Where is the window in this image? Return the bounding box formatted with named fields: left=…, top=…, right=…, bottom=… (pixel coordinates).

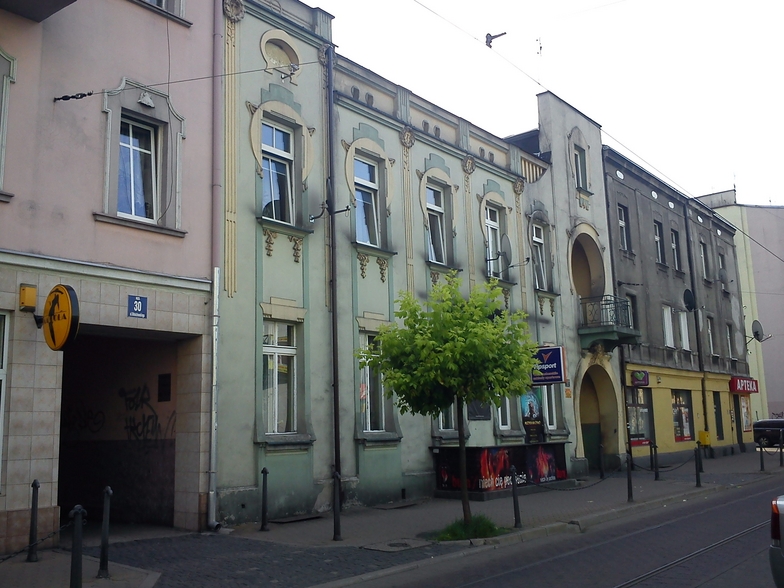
left=485, top=206, right=502, bottom=278
left=540, top=385, right=559, bottom=430
left=574, top=145, right=587, bottom=190
left=726, top=324, right=734, bottom=359
left=707, top=316, right=715, bottom=355
left=498, top=396, right=511, bottom=430
left=261, top=122, right=294, bottom=224
left=139, top=0, right=184, bottom=18
left=360, top=335, right=384, bottom=432
left=671, top=229, right=681, bottom=271
left=625, top=294, right=638, bottom=330
left=672, top=390, right=693, bottom=442
left=617, top=205, right=630, bottom=251
left=662, top=305, right=674, bottom=347
left=719, top=253, right=727, bottom=291
left=354, top=158, right=380, bottom=246
left=679, top=311, right=690, bottom=351
left=263, top=322, right=297, bottom=433
left=439, top=402, right=456, bottom=430
left=0, top=47, right=15, bottom=200
left=532, top=224, right=548, bottom=290
left=0, top=313, right=7, bottom=487
left=654, top=221, right=665, bottom=264
left=626, top=388, right=652, bottom=446
left=427, top=186, right=447, bottom=264
left=118, top=118, right=157, bottom=221
left=700, top=242, right=709, bottom=279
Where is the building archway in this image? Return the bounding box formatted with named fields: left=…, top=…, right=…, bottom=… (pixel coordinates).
left=577, top=363, right=620, bottom=472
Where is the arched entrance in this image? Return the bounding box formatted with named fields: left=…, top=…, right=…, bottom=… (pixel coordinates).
left=578, top=365, right=619, bottom=471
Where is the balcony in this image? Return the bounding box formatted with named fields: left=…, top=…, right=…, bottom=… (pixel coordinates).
left=578, top=295, right=640, bottom=352
left=0, top=0, right=77, bottom=21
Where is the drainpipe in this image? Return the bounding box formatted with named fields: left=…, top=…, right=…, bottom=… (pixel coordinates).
left=326, top=45, right=342, bottom=513
left=207, top=0, right=224, bottom=532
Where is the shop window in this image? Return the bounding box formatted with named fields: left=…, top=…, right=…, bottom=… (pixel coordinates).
left=672, top=390, right=693, bottom=442
left=626, top=387, right=652, bottom=446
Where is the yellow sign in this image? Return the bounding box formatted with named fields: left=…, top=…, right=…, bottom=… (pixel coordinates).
left=42, top=284, right=80, bottom=351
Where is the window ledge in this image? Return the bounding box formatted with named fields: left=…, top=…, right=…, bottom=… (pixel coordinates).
left=258, top=217, right=315, bottom=237
left=94, top=212, right=187, bottom=237
left=496, top=428, right=524, bottom=439
left=126, top=0, right=192, bottom=27
left=674, top=269, right=686, bottom=280
left=426, top=260, right=462, bottom=273
left=620, top=249, right=635, bottom=260
left=352, top=242, right=398, bottom=258
left=656, top=262, right=669, bottom=272
left=534, top=288, right=560, bottom=297
left=357, top=431, right=402, bottom=446
left=485, top=274, right=518, bottom=287
left=703, top=278, right=714, bottom=287
left=0, top=189, right=13, bottom=203
left=260, top=433, right=315, bottom=450
left=577, top=187, right=593, bottom=197
left=722, top=289, right=731, bottom=298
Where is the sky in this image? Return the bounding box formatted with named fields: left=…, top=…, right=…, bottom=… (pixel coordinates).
left=314, top=0, right=783, bottom=206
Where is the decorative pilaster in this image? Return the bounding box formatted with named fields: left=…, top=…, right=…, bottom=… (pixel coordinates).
left=400, top=126, right=415, bottom=293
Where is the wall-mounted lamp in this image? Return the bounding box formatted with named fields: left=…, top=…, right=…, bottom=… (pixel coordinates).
left=19, top=284, right=43, bottom=328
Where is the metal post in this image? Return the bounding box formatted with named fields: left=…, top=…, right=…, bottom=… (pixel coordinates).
left=626, top=453, right=633, bottom=502
left=760, top=442, right=765, bottom=472
left=260, top=468, right=269, bottom=532
left=69, top=505, right=86, bottom=588
left=27, top=480, right=40, bottom=563
left=97, top=487, right=112, bottom=579
left=653, top=444, right=660, bottom=481
left=695, top=448, right=702, bottom=487
left=649, top=444, right=654, bottom=471
left=510, top=465, right=522, bottom=529
left=779, top=430, right=783, bottom=468
left=332, top=470, right=342, bottom=541
left=696, top=441, right=704, bottom=473
left=599, top=443, right=605, bottom=479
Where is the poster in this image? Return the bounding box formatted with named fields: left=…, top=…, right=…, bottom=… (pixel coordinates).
left=522, top=389, right=543, bottom=442
left=740, top=395, right=752, bottom=432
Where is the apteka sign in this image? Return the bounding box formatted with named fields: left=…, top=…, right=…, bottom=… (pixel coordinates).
left=532, top=346, right=566, bottom=385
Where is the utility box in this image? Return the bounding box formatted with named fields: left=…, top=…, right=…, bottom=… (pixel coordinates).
left=698, top=430, right=711, bottom=446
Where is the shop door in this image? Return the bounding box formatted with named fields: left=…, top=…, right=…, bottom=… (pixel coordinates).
left=733, top=394, right=744, bottom=450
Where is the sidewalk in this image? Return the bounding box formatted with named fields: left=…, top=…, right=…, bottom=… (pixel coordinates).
left=1, top=448, right=780, bottom=588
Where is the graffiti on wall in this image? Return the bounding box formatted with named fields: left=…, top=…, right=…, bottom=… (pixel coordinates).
left=118, top=384, right=176, bottom=450
left=61, top=400, right=106, bottom=441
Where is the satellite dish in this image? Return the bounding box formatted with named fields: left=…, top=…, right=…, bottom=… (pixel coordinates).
left=500, top=234, right=513, bottom=270
left=752, top=319, right=765, bottom=342
left=719, top=268, right=728, bottom=284
left=683, top=289, right=696, bottom=312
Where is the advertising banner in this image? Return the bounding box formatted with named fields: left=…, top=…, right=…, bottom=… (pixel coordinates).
left=522, top=388, right=544, bottom=442
left=531, top=346, right=566, bottom=385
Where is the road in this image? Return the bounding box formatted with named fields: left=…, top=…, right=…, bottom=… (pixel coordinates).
left=353, top=476, right=782, bottom=588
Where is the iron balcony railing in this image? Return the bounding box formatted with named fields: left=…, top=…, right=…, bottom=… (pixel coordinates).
left=580, top=295, right=632, bottom=329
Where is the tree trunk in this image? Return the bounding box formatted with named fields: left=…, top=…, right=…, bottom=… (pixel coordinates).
left=456, top=396, right=472, bottom=526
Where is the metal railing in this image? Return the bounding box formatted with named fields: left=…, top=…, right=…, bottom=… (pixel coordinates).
left=580, top=295, right=632, bottom=329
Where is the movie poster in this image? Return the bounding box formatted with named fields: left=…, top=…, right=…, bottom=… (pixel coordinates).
left=522, top=389, right=543, bottom=442
left=526, top=444, right=568, bottom=484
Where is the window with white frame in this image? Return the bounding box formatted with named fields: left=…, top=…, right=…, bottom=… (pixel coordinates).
left=707, top=316, right=716, bottom=355
left=540, top=384, right=559, bottom=430
left=671, top=229, right=681, bottom=271
left=0, top=313, right=7, bottom=488
left=485, top=206, right=502, bottom=278
left=679, top=311, right=690, bottom=351
left=574, top=145, right=588, bottom=190
left=497, top=396, right=511, bottom=430
left=618, top=204, right=630, bottom=251
left=719, top=253, right=727, bottom=290
left=118, top=118, right=158, bottom=221
left=354, top=158, right=380, bottom=247
left=427, top=185, right=447, bottom=264
left=662, top=305, right=674, bottom=347
left=0, top=47, right=15, bottom=200
left=726, top=324, right=735, bottom=359
left=439, top=402, right=456, bottom=430
left=654, top=221, right=665, bottom=264
left=532, top=224, right=548, bottom=290
left=139, top=0, right=184, bottom=18
left=360, top=334, right=384, bottom=432
left=263, top=322, right=297, bottom=434
left=700, top=242, right=709, bottom=279
left=625, top=294, right=637, bottom=330
left=261, top=122, right=294, bottom=224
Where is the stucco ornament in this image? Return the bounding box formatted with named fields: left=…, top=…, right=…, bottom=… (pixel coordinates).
left=461, top=155, right=476, bottom=175
left=399, top=126, right=415, bottom=148
left=513, top=177, right=525, bottom=196
left=223, top=0, right=245, bottom=22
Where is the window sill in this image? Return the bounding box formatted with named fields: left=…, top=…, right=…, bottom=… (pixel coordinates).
left=94, top=212, right=187, bottom=237
left=496, top=428, right=524, bottom=439
left=656, top=262, right=669, bottom=273
left=260, top=433, right=315, bottom=450
left=126, top=0, right=192, bottom=27
left=703, top=278, right=714, bottom=287
left=484, top=273, right=518, bottom=287
left=357, top=431, right=402, bottom=446
left=722, top=288, right=731, bottom=298
left=352, top=242, right=398, bottom=258
left=426, top=260, right=462, bottom=273
left=577, top=187, right=593, bottom=196
left=0, top=189, right=13, bottom=203
left=620, top=249, right=635, bottom=260
left=258, top=217, right=315, bottom=238
left=674, top=269, right=686, bottom=280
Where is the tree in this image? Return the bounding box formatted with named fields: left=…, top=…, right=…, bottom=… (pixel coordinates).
left=358, top=273, right=539, bottom=526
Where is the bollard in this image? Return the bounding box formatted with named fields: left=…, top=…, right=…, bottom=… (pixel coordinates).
left=332, top=470, right=342, bottom=541
left=760, top=442, right=765, bottom=472
left=653, top=444, right=660, bottom=481
left=695, top=448, right=702, bottom=487
left=260, top=467, right=269, bottom=532
left=649, top=444, right=654, bottom=471
left=27, top=479, right=40, bottom=563
left=97, top=487, right=112, bottom=579
left=599, top=444, right=605, bottom=479
left=510, top=465, right=522, bottom=529
left=626, top=453, right=633, bottom=502
left=780, top=430, right=783, bottom=468
left=696, top=441, right=704, bottom=473
left=69, top=505, right=87, bottom=588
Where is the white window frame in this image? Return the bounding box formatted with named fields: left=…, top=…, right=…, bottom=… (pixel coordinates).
left=541, top=385, right=558, bottom=430
left=532, top=224, right=548, bottom=290
left=726, top=324, right=735, bottom=359
left=118, top=117, right=159, bottom=222
left=654, top=221, right=665, bottom=264
left=497, top=396, right=511, bottom=430
left=0, top=47, right=15, bottom=198
left=662, top=305, right=674, bottom=348
left=707, top=316, right=716, bottom=355
left=354, top=157, right=380, bottom=247
left=679, top=311, right=690, bottom=351
left=618, top=204, right=629, bottom=251
left=700, top=242, right=709, bottom=279
left=427, top=186, right=447, bottom=264
left=141, top=0, right=184, bottom=18
left=626, top=294, right=637, bottom=330
left=485, top=206, right=502, bottom=278
left=439, top=402, right=456, bottom=431
left=671, top=229, right=681, bottom=271
left=261, top=122, right=295, bottom=224
left=0, top=313, right=7, bottom=490
left=574, top=145, right=588, bottom=190
left=360, top=334, right=385, bottom=432
left=263, top=322, right=297, bottom=434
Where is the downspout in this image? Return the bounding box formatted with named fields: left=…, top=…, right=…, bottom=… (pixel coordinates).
left=207, top=0, right=224, bottom=531
left=326, top=44, right=342, bottom=510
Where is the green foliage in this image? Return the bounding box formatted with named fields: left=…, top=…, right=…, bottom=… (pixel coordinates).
left=434, top=514, right=504, bottom=541
left=357, top=273, right=539, bottom=418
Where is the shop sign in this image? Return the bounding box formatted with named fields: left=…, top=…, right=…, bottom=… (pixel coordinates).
left=730, top=376, right=759, bottom=394
left=532, top=346, right=566, bottom=385
left=42, top=284, right=80, bottom=351
left=630, top=370, right=649, bottom=387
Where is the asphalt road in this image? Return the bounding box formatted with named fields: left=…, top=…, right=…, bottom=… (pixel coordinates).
left=355, top=476, right=783, bottom=588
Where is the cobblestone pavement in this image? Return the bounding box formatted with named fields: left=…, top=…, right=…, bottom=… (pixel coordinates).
left=84, top=534, right=463, bottom=588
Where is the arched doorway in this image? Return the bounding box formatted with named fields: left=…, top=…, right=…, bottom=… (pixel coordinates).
left=578, top=365, right=619, bottom=471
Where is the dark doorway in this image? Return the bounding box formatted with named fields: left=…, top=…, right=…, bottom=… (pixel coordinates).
left=733, top=394, right=745, bottom=452
left=713, top=392, right=724, bottom=441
